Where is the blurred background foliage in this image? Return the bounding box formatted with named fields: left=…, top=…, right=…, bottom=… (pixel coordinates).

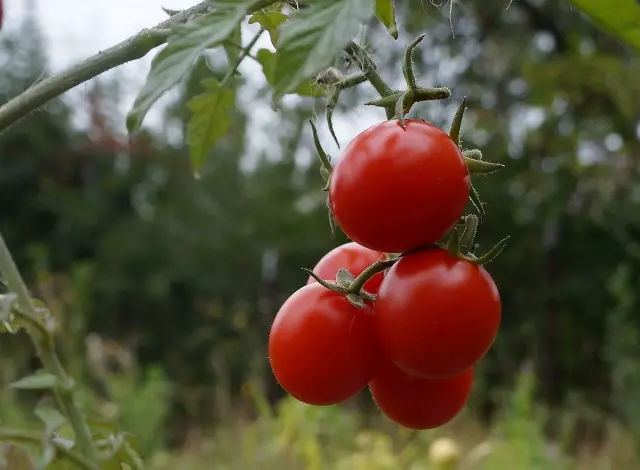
left=1, top=0, right=640, bottom=468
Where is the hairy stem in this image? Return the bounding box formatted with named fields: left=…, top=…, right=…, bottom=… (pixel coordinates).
left=0, top=234, right=99, bottom=464
left=345, top=41, right=395, bottom=118
left=348, top=258, right=398, bottom=294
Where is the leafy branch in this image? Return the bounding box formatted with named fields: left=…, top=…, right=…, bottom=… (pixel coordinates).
left=0, top=2, right=214, bottom=134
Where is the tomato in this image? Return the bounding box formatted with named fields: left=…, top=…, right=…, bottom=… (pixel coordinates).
left=268, top=282, right=381, bottom=405
left=329, top=119, right=469, bottom=253
left=307, top=242, right=385, bottom=293
left=374, top=248, right=501, bottom=378
left=369, top=360, right=474, bottom=430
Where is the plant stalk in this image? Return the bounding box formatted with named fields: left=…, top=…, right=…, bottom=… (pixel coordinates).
left=0, top=234, right=99, bottom=464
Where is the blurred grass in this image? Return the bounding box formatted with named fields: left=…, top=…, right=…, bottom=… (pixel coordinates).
left=2, top=364, right=639, bottom=469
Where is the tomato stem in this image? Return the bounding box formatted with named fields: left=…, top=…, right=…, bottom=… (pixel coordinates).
left=348, top=258, right=398, bottom=295
left=459, top=214, right=479, bottom=254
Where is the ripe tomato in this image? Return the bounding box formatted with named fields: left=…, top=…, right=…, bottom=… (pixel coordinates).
left=307, top=242, right=385, bottom=293
left=329, top=119, right=469, bottom=253
left=374, top=248, right=501, bottom=378
left=369, top=360, right=474, bottom=430
left=268, top=282, right=381, bottom=405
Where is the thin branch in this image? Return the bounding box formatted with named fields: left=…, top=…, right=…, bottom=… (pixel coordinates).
left=0, top=233, right=99, bottom=464
left=0, top=2, right=212, bottom=134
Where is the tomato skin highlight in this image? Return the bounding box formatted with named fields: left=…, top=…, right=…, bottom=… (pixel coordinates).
left=369, top=360, right=474, bottom=430
left=374, top=248, right=501, bottom=378
left=329, top=119, right=470, bottom=253
left=307, top=242, right=385, bottom=293
left=268, top=283, right=381, bottom=406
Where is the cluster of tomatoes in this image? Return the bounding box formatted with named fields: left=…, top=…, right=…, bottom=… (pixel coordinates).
left=268, top=117, right=502, bottom=430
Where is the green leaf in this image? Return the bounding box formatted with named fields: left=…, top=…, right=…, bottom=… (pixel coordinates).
left=571, top=0, right=640, bottom=54
left=10, top=372, right=59, bottom=390
left=186, top=79, right=236, bottom=175
left=34, top=403, right=67, bottom=431
left=271, top=0, right=374, bottom=100
left=127, top=0, right=254, bottom=133
left=255, top=49, right=322, bottom=97
left=375, top=0, right=398, bottom=39
left=248, top=11, right=288, bottom=45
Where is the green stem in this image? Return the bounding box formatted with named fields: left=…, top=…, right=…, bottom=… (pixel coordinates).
left=0, top=428, right=98, bottom=470
left=0, top=234, right=99, bottom=464
left=345, top=41, right=395, bottom=118
left=348, top=258, right=398, bottom=294
left=221, top=29, right=265, bottom=87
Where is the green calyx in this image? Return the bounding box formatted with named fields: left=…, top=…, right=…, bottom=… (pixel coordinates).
left=304, top=257, right=397, bottom=308
left=444, top=215, right=509, bottom=265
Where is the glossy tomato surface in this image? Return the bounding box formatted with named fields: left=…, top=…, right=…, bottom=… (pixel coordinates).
left=269, top=283, right=381, bottom=406
left=307, top=242, right=385, bottom=293
left=370, top=360, right=474, bottom=430
left=374, top=248, right=501, bottom=378
left=329, top=119, right=469, bottom=253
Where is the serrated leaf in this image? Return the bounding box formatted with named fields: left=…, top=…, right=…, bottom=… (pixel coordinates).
left=375, top=0, right=398, bottom=39
left=248, top=11, right=287, bottom=45
left=127, top=0, right=253, bottom=133
left=187, top=80, right=235, bottom=174
left=255, top=49, right=322, bottom=97
left=10, top=372, right=59, bottom=390
left=271, top=0, right=374, bottom=100
left=570, top=0, right=640, bottom=54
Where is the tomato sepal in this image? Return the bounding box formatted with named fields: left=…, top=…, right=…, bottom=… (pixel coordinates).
left=449, top=97, right=467, bottom=146
left=464, top=156, right=505, bottom=175
left=462, top=236, right=510, bottom=265
left=402, top=33, right=426, bottom=90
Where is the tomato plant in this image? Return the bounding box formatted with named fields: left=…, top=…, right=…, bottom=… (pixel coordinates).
left=328, top=119, right=470, bottom=253
left=374, top=247, right=501, bottom=378
left=307, top=242, right=385, bottom=293
left=268, top=282, right=381, bottom=406
left=369, top=360, right=474, bottom=430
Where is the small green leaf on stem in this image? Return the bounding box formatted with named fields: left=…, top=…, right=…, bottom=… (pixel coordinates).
left=469, top=182, right=485, bottom=222
left=187, top=80, right=235, bottom=175
left=375, top=0, right=399, bottom=39
left=326, top=87, right=341, bottom=148
left=10, top=372, right=60, bottom=390
left=463, top=148, right=483, bottom=160
left=449, top=96, right=467, bottom=146
left=394, top=90, right=411, bottom=127
left=336, top=268, right=356, bottom=288
left=224, top=23, right=243, bottom=65
left=248, top=11, right=288, bottom=45
left=467, top=236, right=510, bottom=265
left=127, top=0, right=253, bottom=133
left=272, top=0, right=374, bottom=101
left=161, top=7, right=181, bottom=16
left=403, top=33, right=426, bottom=90
left=309, top=120, right=333, bottom=176
left=465, top=157, right=505, bottom=175
left=459, top=214, right=479, bottom=254
left=447, top=226, right=461, bottom=254
left=256, top=49, right=322, bottom=97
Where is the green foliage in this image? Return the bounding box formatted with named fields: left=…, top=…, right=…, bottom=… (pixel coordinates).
left=571, top=0, right=640, bottom=54
left=126, top=0, right=256, bottom=133
left=187, top=79, right=236, bottom=174
left=375, top=0, right=398, bottom=40
left=270, top=0, right=373, bottom=100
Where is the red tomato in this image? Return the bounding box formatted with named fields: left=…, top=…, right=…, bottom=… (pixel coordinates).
left=369, top=360, right=474, bottom=430
left=329, top=119, right=469, bottom=253
left=269, top=282, right=381, bottom=405
left=374, top=248, right=501, bottom=378
left=307, top=242, right=385, bottom=293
